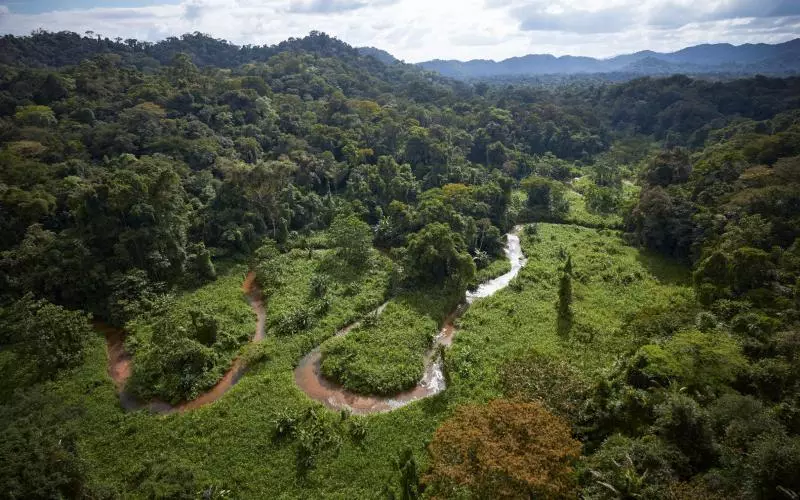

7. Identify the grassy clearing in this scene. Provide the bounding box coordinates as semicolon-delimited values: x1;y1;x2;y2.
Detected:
125;267;254;403
3;224;692;498
259;247;393;347
320;289;460;395
563;190;624;229
446;223;692;404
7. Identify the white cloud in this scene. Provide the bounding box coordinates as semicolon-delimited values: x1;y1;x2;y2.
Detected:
0;0;797;62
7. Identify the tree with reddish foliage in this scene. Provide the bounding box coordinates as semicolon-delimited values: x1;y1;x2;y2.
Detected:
425;400;581;499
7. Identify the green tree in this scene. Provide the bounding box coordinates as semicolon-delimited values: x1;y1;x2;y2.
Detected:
557;255;574;335
404;223;475;287
386;448;420;500
328;213;372;266
1;294;93;379
521;175;568;219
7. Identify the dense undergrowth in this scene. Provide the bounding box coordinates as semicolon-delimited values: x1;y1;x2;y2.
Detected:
447;223;692;398
1;221;694;498
124;267;254;404
320;289;460;395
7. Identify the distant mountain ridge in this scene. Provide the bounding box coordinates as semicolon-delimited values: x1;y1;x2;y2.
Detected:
414;38;800;79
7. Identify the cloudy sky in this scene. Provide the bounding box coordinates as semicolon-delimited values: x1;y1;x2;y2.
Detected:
0;0;798;62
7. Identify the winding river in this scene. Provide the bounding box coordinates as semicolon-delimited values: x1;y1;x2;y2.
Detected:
101;273;267;413
103;228;526;414
293;226;527;414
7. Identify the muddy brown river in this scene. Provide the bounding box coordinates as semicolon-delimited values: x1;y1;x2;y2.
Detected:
101;272;266;413
293;227;527;414
103;228;525;414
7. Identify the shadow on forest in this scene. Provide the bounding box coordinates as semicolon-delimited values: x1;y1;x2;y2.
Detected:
634;250;691;286
317;251;370;285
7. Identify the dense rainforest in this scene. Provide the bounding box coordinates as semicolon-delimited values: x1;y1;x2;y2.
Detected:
1;30;800;499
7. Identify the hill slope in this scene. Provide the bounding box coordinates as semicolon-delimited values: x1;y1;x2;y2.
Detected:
418;38;800;78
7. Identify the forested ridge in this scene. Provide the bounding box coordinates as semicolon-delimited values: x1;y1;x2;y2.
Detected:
1;30;800;499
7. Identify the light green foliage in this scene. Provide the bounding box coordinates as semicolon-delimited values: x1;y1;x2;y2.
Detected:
14;104;57;127
0;223;693;498
631;330;746;393
449;224;691;398
320;289;459;395
565;178;637;229
258;246;392;340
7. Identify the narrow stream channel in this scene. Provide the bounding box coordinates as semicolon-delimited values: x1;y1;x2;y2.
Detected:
102;227;526;414
100;272;266;413
293;226;527;415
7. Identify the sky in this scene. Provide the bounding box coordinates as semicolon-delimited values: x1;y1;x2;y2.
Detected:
0;0;798;62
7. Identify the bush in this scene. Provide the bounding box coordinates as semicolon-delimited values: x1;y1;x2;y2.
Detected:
273;409;300;440
627;330;746;394
709;394;784;468
500;351;590;422
128;456;198;499
730;247;774;295
622;300;697;341
329;213;372;267
653;393;715;472
425;400;581;499
744;435;800;498
581;434;687;499
0;294;93;380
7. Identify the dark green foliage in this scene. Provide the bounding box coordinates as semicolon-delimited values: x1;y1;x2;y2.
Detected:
272;407;349;478
0;28;799;500
653;393;716;471
273;409;300;441
189;308;219;346
744;434;800;498
581;435;687;499
0;294;93;380
0;420;90;499
329;213;373;266
521;175;569;220
730;247;774;295
404;223;476;288
694;251;731;305
642;149;692;187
